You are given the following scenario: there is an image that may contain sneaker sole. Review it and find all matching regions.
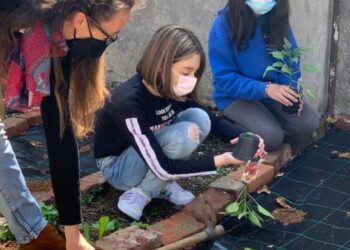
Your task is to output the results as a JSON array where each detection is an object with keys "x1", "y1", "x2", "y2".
[
  {"x1": 117, "y1": 201, "x2": 141, "y2": 221},
  {"x1": 171, "y1": 195, "x2": 195, "y2": 206},
  {"x1": 158, "y1": 194, "x2": 195, "y2": 206}
]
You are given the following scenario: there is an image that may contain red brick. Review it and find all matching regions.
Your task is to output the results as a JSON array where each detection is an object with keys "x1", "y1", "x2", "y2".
[
  {"x1": 264, "y1": 144, "x2": 292, "y2": 174},
  {"x1": 229, "y1": 164, "x2": 274, "y2": 193},
  {"x1": 28, "y1": 173, "x2": 105, "y2": 203},
  {"x1": 80, "y1": 172, "x2": 105, "y2": 193},
  {"x1": 182, "y1": 188, "x2": 235, "y2": 224},
  {"x1": 149, "y1": 212, "x2": 205, "y2": 246},
  {"x1": 17, "y1": 112, "x2": 42, "y2": 126},
  {"x1": 209, "y1": 176, "x2": 244, "y2": 195},
  {"x1": 96, "y1": 226, "x2": 161, "y2": 250},
  {"x1": 3, "y1": 117, "x2": 29, "y2": 138},
  {"x1": 229, "y1": 166, "x2": 245, "y2": 182},
  {"x1": 32, "y1": 191, "x2": 54, "y2": 202}
]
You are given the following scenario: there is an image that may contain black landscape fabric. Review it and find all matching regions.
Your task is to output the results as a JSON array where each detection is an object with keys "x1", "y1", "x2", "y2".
[{"x1": 211, "y1": 130, "x2": 350, "y2": 250}]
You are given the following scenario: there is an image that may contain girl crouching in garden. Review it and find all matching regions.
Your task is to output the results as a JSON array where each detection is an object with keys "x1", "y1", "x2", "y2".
[{"x1": 94, "y1": 25, "x2": 266, "y2": 220}]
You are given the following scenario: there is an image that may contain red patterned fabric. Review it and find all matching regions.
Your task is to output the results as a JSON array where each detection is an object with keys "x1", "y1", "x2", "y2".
[{"x1": 4, "y1": 21, "x2": 67, "y2": 112}]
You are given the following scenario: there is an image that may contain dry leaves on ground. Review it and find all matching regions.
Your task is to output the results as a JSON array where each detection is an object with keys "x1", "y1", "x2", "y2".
[
  {"x1": 257, "y1": 185, "x2": 271, "y2": 195},
  {"x1": 273, "y1": 197, "x2": 306, "y2": 226}
]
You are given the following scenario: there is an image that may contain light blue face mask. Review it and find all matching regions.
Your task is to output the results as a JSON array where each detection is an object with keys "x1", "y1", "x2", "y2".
[{"x1": 246, "y1": 0, "x2": 277, "y2": 15}]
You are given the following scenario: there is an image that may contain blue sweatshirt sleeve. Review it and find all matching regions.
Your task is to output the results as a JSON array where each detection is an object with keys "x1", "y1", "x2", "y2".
[{"x1": 208, "y1": 15, "x2": 268, "y2": 101}]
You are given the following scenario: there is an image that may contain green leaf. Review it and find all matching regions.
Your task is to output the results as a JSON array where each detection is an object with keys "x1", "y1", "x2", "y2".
[
  {"x1": 299, "y1": 48, "x2": 311, "y2": 54},
  {"x1": 303, "y1": 65, "x2": 320, "y2": 73},
  {"x1": 91, "y1": 223, "x2": 99, "y2": 231},
  {"x1": 293, "y1": 47, "x2": 310, "y2": 58},
  {"x1": 284, "y1": 38, "x2": 292, "y2": 49},
  {"x1": 217, "y1": 167, "x2": 228, "y2": 176},
  {"x1": 298, "y1": 84, "x2": 304, "y2": 97},
  {"x1": 281, "y1": 64, "x2": 292, "y2": 75},
  {"x1": 292, "y1": 57, "x2": 299, "y2": 64},
  {"x1": 257, "y1": 204, "x2": 274, "y2": 219},
  {"x1": 39, "y1": 202, "x2": 58, "y2": 225},
  {"x1": 238, "y1": 212, "x2": 248, "y2": 220},
  {"x1": 98, "y1": 216, "x2": 109, "y2": 240},
  {"x1": 263, "y1": 66, "x2": 278, "y2": 78},
  {"x1": 272, "y1": 62, "x2": 284, "y2": 68},
  {"x1": 226, "y1": 202, "x2": 240, "y2": 214},
  {"x1": 0, "y1": 223, "x2": 15, "y2": 241},
  {"x1": 82, "y1": 223, "x2": 91, "y2": 242},
  {"x1": 305, "y1": 89, "x2": 316, "y2": 99},
  {"x1": 271, "y1": 51, "x2": 284, "y2": 60},
  {"x1": 130, "y1": 221, "x2": 149, "y2": 229},
  {"x1": 248, "y1": 212, "x2": 262, "y2": 228},
  {"x1": 106, "y1": 219, "x2": 120, "y2": 231}
]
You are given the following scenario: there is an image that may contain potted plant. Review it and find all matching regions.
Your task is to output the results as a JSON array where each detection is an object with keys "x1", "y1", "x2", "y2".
[
  {"x1": 232, "y1": 132, "x2": 260, "y2": 162},
  {"x1": 263, "y1": 38, "x2": 319, "y2": 114}
]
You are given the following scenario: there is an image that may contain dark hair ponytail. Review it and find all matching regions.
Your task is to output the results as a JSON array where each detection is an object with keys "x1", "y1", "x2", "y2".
[{"x1": 227, "y1": 0, "x2": 290, "y2": 51}]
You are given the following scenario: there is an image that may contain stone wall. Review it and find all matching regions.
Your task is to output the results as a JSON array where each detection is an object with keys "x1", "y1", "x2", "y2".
[
  {"x1": 106, "y1": 0, "x2": 335, "y2": 114},
  {"x1": 333, "y1": 0, "x2": 350, "y2": 115}
]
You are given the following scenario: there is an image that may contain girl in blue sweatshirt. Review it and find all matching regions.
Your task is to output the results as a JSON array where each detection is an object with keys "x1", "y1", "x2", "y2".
[{"x1": 208, "y1": 0, "x2": 319, "y2": 153}]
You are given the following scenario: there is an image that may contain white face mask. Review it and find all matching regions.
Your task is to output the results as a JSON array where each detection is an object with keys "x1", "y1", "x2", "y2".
[
  {"x1": 172, "y1": 69, "x2": 197, "y2": 97},
  {"x1": 246, "y1": 0, "x2": 277, "y2": 15}
]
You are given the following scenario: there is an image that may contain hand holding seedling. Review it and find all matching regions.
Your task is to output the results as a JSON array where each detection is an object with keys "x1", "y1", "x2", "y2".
[
  {"x1": 215, "y1": 135, "x2": 266, "y2": 167},
  {"x1": 266, "y1": 83, "x2": 299, "y2": 106},
  {"x1": 263, "y1": 38, "x2": 319, "y2": 115},
  {"x1": 231, "y1": 135, "x2": 267, "y2": 159}
]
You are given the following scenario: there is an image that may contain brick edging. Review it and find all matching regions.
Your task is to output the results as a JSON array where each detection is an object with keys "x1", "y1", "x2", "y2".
[
  {"x1": 31, "y1": 172, "x2": 106, "y2": 203},
  {"x1": 96, "y1": 144, "x2": 292, "y2": 249},
  {"x1": 2, "y1": 110, "x2": 294, "y2": 249},
  {"x1": 3, "y1": 112, "x2": 42, "y2": 139}
]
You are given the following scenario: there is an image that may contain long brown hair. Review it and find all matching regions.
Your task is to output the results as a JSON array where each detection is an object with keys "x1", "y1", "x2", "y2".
[
  {"x1": 227, "y1": 0, "x2": 290, "y2": 50},
  {"x1": 137, "y1": 24, "x2": 206, "y2": 103},
  {"x1": 0, "y1": 0, "x2": 143, "y2": 138}
]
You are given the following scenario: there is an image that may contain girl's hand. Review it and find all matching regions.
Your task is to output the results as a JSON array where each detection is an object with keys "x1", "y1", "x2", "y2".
[
  {"x1": 253, "y1": 135, "x2": 267, "y2": 158},
  {"x1": 65, "y1": 225, "x2": 95, "y2": 250},
  {"x1": 214, "y1": 152, "x2": 246, "y2": 167},
  {"x1": 266, "y1": 83, "x2": 299, "y2": 106},
  {"x1": 230, "y1": 136, "x2": 267, "y2": 159}
]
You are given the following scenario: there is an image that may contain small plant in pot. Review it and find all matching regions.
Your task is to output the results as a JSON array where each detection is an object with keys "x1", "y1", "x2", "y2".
[
  {"x1": 263, "y1": 38, "x2": 319, "y2": 115},
  {"x1": 225, "y1": 132, "x2": 274, "y2": 227}
]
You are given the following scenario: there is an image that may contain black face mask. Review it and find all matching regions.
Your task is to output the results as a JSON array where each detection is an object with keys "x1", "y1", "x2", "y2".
[{"x1": 66, "y1": 20, "x2": 108, "y2": 62}]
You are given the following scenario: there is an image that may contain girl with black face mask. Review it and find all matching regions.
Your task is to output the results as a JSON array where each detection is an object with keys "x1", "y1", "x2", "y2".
[{"x1": 0, "y1": 1, "x2": 143, "y2": 249}]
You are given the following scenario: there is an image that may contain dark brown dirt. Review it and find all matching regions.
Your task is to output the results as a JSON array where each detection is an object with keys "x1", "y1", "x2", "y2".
[
  {"x1": 81, "y1": 136, "x2": 234, "y2": 241},
  {"x1": 26, "y1": 180, "x2": 52, "y2": 192},
  {"x1": 0, "y1": 136, "x2": 234, "y2": 246}
]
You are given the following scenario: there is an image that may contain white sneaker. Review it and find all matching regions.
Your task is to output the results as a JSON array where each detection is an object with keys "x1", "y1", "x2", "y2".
[
  {"x1": 117, "y1": 187, "x2": 151, "y2": 221},
  {"x1": 158, "y1": 181, "x2": 195, "y2": 205}
]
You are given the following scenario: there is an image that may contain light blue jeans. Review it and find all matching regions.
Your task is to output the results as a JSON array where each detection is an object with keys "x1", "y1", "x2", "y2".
[
  {"x1": 0, "y1": 121, "x2": 46, "y2": 244},
  {"x1": 96, "y1": 108, "x2": 211, "y2": 198}
]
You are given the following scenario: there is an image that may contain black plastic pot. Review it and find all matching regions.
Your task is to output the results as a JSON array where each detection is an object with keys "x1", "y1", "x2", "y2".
[
  {"x1": 282, "y1": 88, "x2": 301, "y2": 115},
  {"x1": 232, "y1": 132, "x2": 260, "y2": 162}
]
